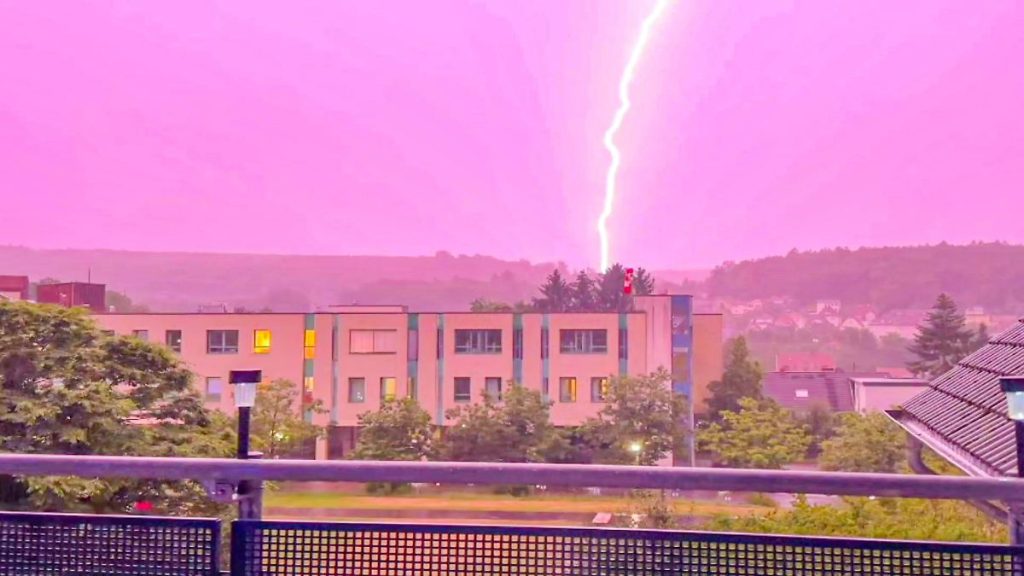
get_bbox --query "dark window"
[485,377,502,401]
[454,329,502,354]
[542,377,550,398]
[348,378,366,403]
[454,377,471,402]
[207,330,239,354]
[437,328,444,359]
[513,328,523,360]
[541,328,549,359]
[131,329,149,342]
[591,377,609,402]
[165,330,182,352]
[408,377,417,400]
[559,377,578,402]
[618,328,628,360]
[560,329,608,354]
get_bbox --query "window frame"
[253,329,272,354]
[559,377,578,403]
[206,330,239,354]
[453,377,472,403]
[453,329,503,354]
[205,376,223,402]
[591,377,609,403]
[131,329,149,342]
[559,329,609,354]
[165,329,182,353]
[380,377,398,402]
[485,377,503,402]
[348,377,366,403]
[349,329,400,354]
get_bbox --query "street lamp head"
[230,370,262,409]
[999,377,1024,422]
[629,441,643,453]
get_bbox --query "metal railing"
[1,454,1023,575]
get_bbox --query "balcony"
[1,454,1022,575]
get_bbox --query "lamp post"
[999,376,1024,546]
[230,370,262,520]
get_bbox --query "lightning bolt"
[598,0,673,271]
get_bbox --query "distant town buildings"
[35,281,107,311]
[0,275,29,302]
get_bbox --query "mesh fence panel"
[232,521,1024,576]
[0,511,220,576]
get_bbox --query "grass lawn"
[264,490,767,517]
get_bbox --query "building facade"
[36,282,107,311]
[94,295,723,461]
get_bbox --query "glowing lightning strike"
[598,0,673,272]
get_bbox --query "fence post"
[238,452,264,521]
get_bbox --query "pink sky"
[1,1,1022,269]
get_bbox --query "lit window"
[303,377,315,405]
[380,377,398,402]
[795,389,809,398]
[207,330,239,354]
[165,330,182,353]
[560,330,608,354]
[205,377,223,402]
[349,378,366,403]
[591,377,609,402]
[131,329,149,342]
[559,377,578,402]
[454,329,502,354]
[350,329,399,354]
[254,329,271,354]
[408,377,418,400]
[485,377,502,401]
[454,377,471,402]
[304,329,316,358]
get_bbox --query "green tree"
[973,323,990,353]
[351,397,436,494]
[250,379,325,459]
[907,293,975,378]
[106,289,149,313]
[819,412,906,473]
[699,398,811,469]
[532,269,572,312]
[351,398,435,461]
[441,382,558,463]
[596,263,631,312]
[569,270,598,312]
[796,403,836,458]
[704,495,1005,543]
[705,337,763,420]
[633,267,656,296]
[0,301,231,514]
[469,298,513,313]
[582,370,687,466]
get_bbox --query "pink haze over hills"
[1,1,1022,269]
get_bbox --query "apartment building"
[94,295,723,461]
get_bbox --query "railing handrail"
[1,453,1022,502]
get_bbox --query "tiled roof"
[763,370,885,412]
[776,352,837,372]
[892,318,1024,477]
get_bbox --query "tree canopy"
[250,379,324,459]
[699,398,811,469]
[441,382,559,463]
[0,301,230,514]
[705,337,763,420]
[351,397,435,462]
[531,263,656,313]
[819,412,906,473]
[907,293,976,378]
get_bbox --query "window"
[560,329,608,354]
[205,377,223,402]
[485,377,502,401]
[559,377,578,402]
[207,330,239,354]
[101,330,115,337]
[541,328,549,359]
[591,377,609,402]
[408,377,418,400]
[131,329,149,341]
[454,377,471,402]
[254,329,271,354]
[795,389,809,398]
[350,329,398,354]
[454,329,502,354]
[348,378,366,403]
[513,329,523,359]
[165,330,182,352]
[380,377,398,402]
[304,330,316,359]
[437,328,444,358]
[542,377,550,399]
[618,329,628,360]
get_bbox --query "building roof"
[763,370,886,412]
[776,352,836,372]
[889,317,1024,477]
[0,275,29,293]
